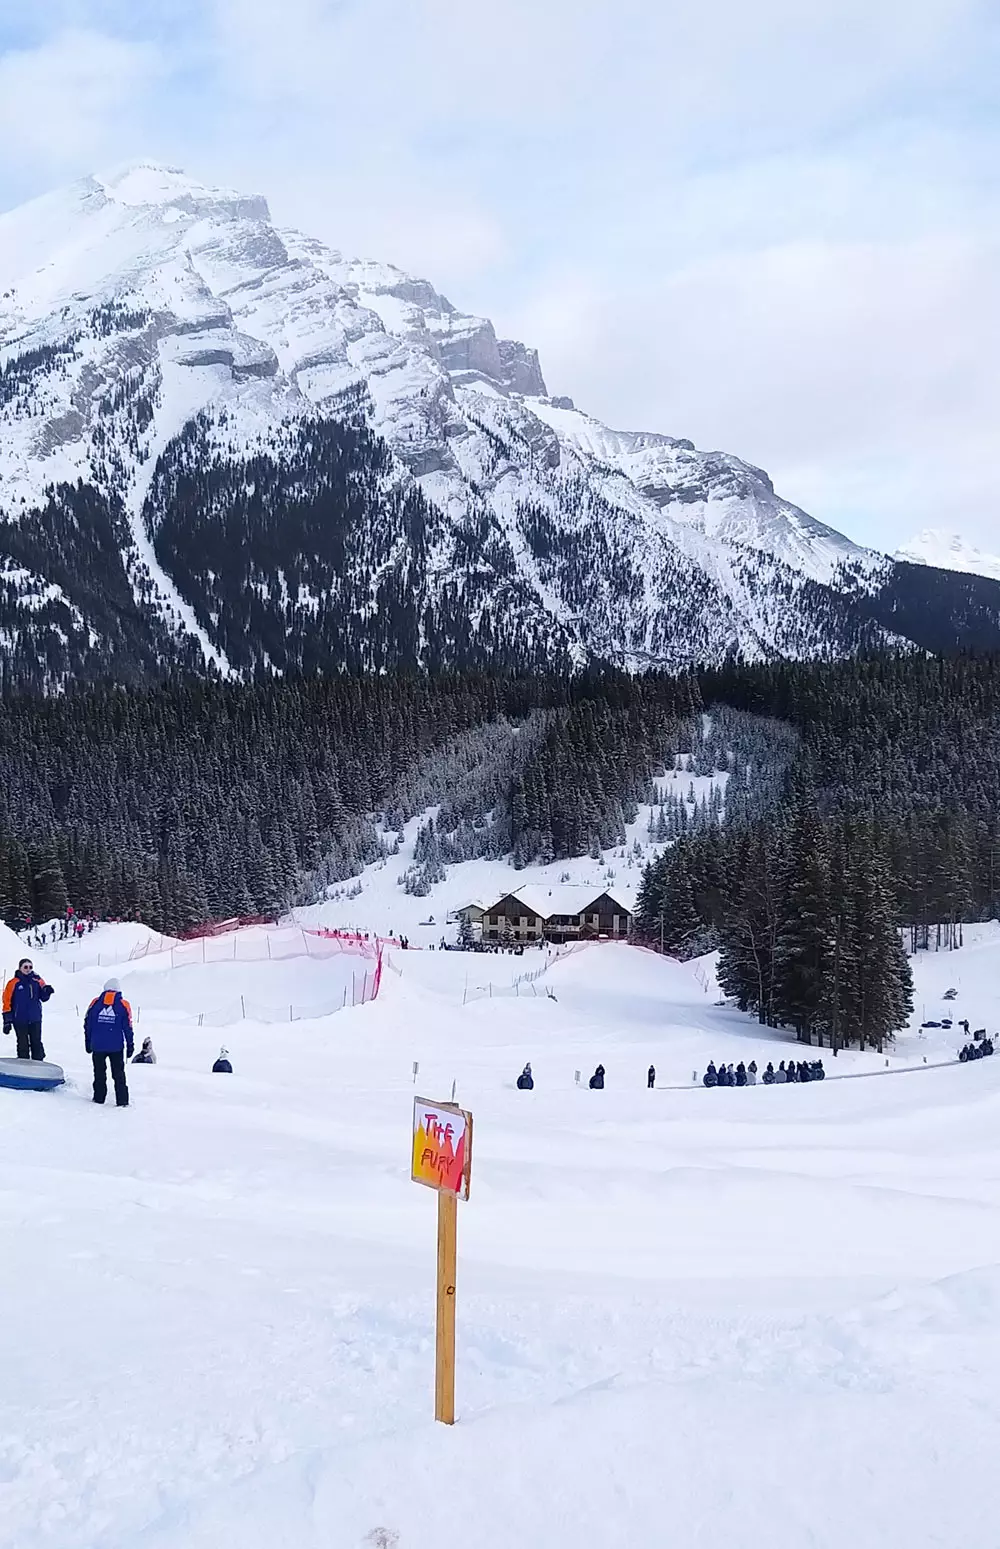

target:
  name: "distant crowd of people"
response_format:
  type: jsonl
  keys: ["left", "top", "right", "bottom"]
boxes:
{"left": 23, "top": 906, "right": 97, "bottom": 949}
{"left": 704, "top": 1058, "right": 826, "bottom": 1086}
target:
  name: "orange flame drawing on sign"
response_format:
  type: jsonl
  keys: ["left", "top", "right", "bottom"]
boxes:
{"left": 412, "top": 1110, "right": 467, "bottom": 1194}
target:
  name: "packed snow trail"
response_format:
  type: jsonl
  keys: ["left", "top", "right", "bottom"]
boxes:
{"left": 2, "top": 923, "right": 1000, "bottom": 1547}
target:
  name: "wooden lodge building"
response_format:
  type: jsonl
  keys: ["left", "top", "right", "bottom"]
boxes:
{"left": 476, "top": 886, "right": 633, "bottom": 945}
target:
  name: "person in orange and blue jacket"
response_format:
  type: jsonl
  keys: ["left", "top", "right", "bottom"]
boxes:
{"left": 2, "top": 956, "right": 54, "bottom": 1060}
{"left": 84, "top": 978, "right": 134, "bottom": 1107}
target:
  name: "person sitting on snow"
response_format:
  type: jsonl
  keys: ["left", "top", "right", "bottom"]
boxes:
{"left": 589, "top": 1064, "right": 605, "bottom": 1090}
{"left": 516, "top": 1062, "right": 534, "bottom": 1090}
{"left": 132, "top": 1036, "right": 156, "bottom": 1065}
{"left": 703, "top": 1061, "right": 718, "bottom": 1088}
{"left": 776, "top": 1061, "right": 788, "bottom": 1084}
{"left": 735, "top": 1061, "right": 747, "bottom": 1087}
{"left": 212, "top": 1047, "right": 233, "bottom": 1074}
{"left": 762, "top": 1062, "right": 775, "bottom": 1084}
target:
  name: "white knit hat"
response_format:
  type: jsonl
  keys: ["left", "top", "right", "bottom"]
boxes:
{"left": 104, "top": 978, "right": 121, "bottom": 993}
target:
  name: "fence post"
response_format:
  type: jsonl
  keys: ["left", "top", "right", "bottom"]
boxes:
{"left": 289, "top": 1005, "right": 293, "bottom": 1023}
{"left": 240, "top": 995, "right": 246, "bottom": 1019}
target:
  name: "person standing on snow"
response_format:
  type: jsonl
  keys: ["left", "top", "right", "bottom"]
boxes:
{"left": 84, "top": 978, "right": 134, "bottom": 1106}
{"left": 647, "top": 1064, "right": 656, "bottom": 1089}
{"left": 2, "top": 957, "right": 54, "bottom": 1060}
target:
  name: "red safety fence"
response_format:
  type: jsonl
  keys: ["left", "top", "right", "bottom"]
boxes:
{"left": 122, "top": 923, "right": 385, "bottom": 1004}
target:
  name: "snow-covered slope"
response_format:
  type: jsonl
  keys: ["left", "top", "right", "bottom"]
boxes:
{"left": 3, "top": 915, "right": 1000, "bottom": 1546}
{"left": 0, "top": 161, "right": 993, "bottom": 681}
{"left": 897, "top": 529, "right": 1000, "bottom": 584}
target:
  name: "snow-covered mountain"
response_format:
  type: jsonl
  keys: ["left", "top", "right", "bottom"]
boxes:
{"left": 896, "top": 530, "right": 1000, "bottom": 585}
{"left": 0, "top": 161, "right": 998, "bottom": 686}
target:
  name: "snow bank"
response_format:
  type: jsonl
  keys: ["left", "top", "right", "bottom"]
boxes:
{"left": 2, "top": 927, "right": 1000, "bottom": 1546}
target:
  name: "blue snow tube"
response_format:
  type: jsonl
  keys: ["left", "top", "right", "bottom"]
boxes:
{"left": 0, "top": 1057, "right": 65, "bottom": 1092}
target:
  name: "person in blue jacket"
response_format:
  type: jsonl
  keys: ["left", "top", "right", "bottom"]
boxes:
{"left": 212, "top": 1047, "right": 233, "bottom": 1074}
{"left": 84, "top": 978, "right": 134, "bottom": 1107}
{"left": 3, "top": 957, "right": 54, "bottom": 1060}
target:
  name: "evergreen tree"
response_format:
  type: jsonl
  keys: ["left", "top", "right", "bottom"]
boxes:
{"left": 32, "top": 841, "right": 68, "bottom": 921}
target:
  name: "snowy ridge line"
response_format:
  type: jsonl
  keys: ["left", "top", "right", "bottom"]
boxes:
{"left": 120, "top": 924, "right": 380, "bottom": 968}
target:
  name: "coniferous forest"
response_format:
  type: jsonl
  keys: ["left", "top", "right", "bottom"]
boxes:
{"left": 0, "top": 653, "right": 998, "bottom": 1052}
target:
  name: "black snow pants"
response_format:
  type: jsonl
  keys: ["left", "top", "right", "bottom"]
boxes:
{"left": 14, "top": 1022, "right": 45, "bottom": 1060}
{"left": 92, "top": 1051, "right": 129, "bottom": 1107}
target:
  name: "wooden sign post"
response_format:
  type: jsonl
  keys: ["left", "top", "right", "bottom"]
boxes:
{"left": 411, "top": 1096, "right": 473, "bottom": 1425}
{"left": 435, "top": 1188, "right": 457, "bottom": 1423}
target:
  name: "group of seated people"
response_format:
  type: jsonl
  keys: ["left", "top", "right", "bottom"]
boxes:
{"left": 130, "top": 1036, "right": 233, "bottom": 1073}
{"left": 703, "top": 1057, "right": 825, "bottom": 1087}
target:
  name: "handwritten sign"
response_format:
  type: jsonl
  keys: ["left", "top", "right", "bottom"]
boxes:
{"left": 412, "top": 1097, "right": 472, "bottom": 1200}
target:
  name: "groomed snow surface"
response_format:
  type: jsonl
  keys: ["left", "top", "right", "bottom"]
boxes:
{"left": 2, "top": 918, "right": 1000, "bottom": 1547}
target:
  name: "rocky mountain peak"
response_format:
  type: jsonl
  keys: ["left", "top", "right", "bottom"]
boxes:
{"left": 0, "top": 164, "right": 996, "bottom": 688}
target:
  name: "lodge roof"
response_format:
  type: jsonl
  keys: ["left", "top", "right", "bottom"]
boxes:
{"left": 484, "top": 885, "right": 632, "bottom": 920}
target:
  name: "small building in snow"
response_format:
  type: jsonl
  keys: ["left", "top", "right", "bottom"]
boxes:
{"left": 480, "top": 886, "right": 632, "bottom": 944}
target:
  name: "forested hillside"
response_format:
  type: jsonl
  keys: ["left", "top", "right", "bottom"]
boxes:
{"left": 1, "top": 655, "right": 998, "bottom": 960}
{"left": 635, "top": 654, "right": 1000, "bottom": 1048}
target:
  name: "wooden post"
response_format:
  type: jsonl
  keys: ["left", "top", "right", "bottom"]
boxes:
{"left": 435, "top": 1188, "right": 457, "bottom": 1424}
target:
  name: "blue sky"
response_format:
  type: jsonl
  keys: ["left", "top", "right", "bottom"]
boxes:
{"left": 0, "top": 0, "right": 997, "bottom": 552}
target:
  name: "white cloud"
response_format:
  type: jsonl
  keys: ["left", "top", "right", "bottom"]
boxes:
{"left": 0, "top": 28, "right": 160, "bottom": 173}
{"left": 0, "top": 0, "right": 996, "bottom": 549}
{"left": 510, "top": 226, "right": 999, "bottom": 548}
